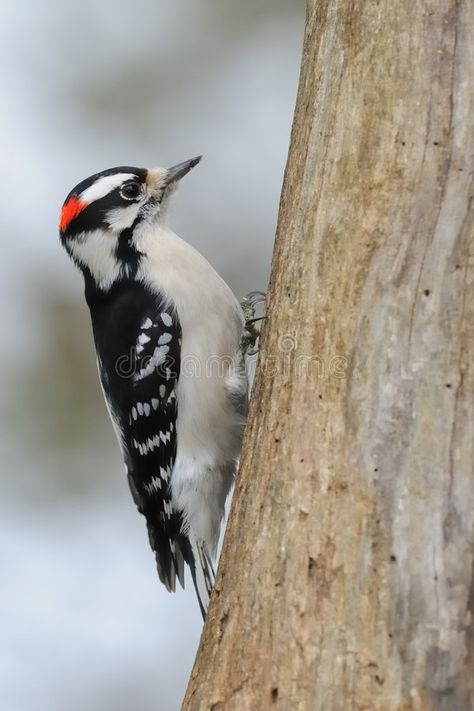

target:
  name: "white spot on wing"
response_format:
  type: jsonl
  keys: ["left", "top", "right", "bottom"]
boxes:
{"left": 163, "top": 499, "right": 173, "bottom": 518}
{"left": 158, "top": 332, "right": 172, "bottom": 345}
{"left": 161, "top": 312, "right": 173, "bottom": 327}
{"left": 144, "top": 476, "right": 163, "bottom": 494}
{"left": 152, "top": 398, "right": 159, "bottom": 410}
{"left": 145, "top": 437, "right": 153, "bottom": 452}
{"left": 135, "top": 345, "right": 170, "bottom": 381}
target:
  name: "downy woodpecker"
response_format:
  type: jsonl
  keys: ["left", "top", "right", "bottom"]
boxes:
{"left": 59, "top": 157, "right": 248, "bottom": 617}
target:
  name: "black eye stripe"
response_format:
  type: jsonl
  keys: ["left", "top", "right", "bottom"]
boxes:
{"left": 61, "top": 172, "right": 149, "bottom": 237}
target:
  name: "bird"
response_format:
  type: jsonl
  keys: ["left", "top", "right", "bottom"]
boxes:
{"left": 59, "top": 157, "right": 248, "bottom": 617}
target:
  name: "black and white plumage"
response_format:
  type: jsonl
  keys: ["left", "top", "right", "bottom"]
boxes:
{"left": 59, "top": 158, "right": 247, "bottom": 617}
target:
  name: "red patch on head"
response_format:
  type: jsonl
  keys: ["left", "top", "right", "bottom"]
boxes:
{"left": 60, "top": 196, "right": 87, "bottom": 232}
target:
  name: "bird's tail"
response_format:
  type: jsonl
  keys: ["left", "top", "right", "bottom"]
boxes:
{"left": 181, "top": 532, "right": 215, "bottom": 619}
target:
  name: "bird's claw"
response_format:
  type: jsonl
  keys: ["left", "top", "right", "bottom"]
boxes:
{"left": 240, "top": 291, "right": 266, "bottom": 357}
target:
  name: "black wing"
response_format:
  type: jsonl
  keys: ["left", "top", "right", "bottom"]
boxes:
{"left": 124, "top": 306, "right": 185, "bottom": 592}
{"left": 91, "top": 282, "right": 213, "bottom": 614}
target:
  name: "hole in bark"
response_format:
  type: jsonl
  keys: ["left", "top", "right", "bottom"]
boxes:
{"left": 375, "top": 674, "right": 384, "bottom": 685}
{"left": 445, "top": 383, "right": 452, "bottom": 388}
{"left": 271, "top": 687, "right": 279, "bottom": 702}
{"left": 390, "top": 554, "right": 397, "bottom": 562}
{"left": 308, "top": 557, "right": 316, "bottom": 577}
{"left": 218, "top": 611, "right": 229, "bottom": 643}
{"left": 455, "top": 264, "right": 461, "bottom": 269}
{"left": 374, "top": 468, "right": 378, "bottom": 472}
{"left": 423, "top": 289, "right": 430, "bottom": 296}
{"left": 433, "top": 141, "right": 439, "bottom": 146}
{"left": 318, "top": 394, "right": 323, "bottom": 399}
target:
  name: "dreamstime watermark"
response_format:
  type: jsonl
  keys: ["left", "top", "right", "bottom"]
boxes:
{"left": 258, "top": 332, "right": 348, "bottom": 380}
{"left": 114, "top": 332, "right": 348, "bottom": 381}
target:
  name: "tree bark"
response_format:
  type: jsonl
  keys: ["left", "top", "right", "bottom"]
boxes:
{"left": 182, "top": 1, "right": 474, "bottom": 709}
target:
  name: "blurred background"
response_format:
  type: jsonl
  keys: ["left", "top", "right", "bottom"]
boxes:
{"left": 0, "top": 1, "right": 304, "bottom": 709}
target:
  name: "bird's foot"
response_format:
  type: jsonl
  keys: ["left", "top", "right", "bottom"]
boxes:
{"left": 240, "top": 291, "right": 266, "bottom": 357}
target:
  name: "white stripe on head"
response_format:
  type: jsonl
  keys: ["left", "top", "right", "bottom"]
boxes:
{"left": 80, "top": 173, "right": 136, "bottom": 205}
{"left": 105, "top": 204, "right": 142, "bottom": 232}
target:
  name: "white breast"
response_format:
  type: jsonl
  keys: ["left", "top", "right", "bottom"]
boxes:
{"left": 134, "top": 224, "right": 247, "bottom": 552}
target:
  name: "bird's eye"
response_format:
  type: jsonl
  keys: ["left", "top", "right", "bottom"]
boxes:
{"left": 120, "top": 182, "right": 142, "bottom": 200}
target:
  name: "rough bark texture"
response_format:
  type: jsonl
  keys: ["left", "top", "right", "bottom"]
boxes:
{"left": 182, "top": 1, "right": 474, "bottom": 709}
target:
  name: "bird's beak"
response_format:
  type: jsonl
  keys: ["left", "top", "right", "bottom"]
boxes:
{"left": 165, "top": 156, "right": 202, "bottom": 185}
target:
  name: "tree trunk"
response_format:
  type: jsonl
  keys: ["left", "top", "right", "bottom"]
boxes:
{"left": 181, "top": 1, "right": 474, "bottom": 708}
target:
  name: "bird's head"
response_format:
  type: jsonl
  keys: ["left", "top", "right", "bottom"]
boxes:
{"left": 59, "top": 156, "right": 201, "bottom": 288}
